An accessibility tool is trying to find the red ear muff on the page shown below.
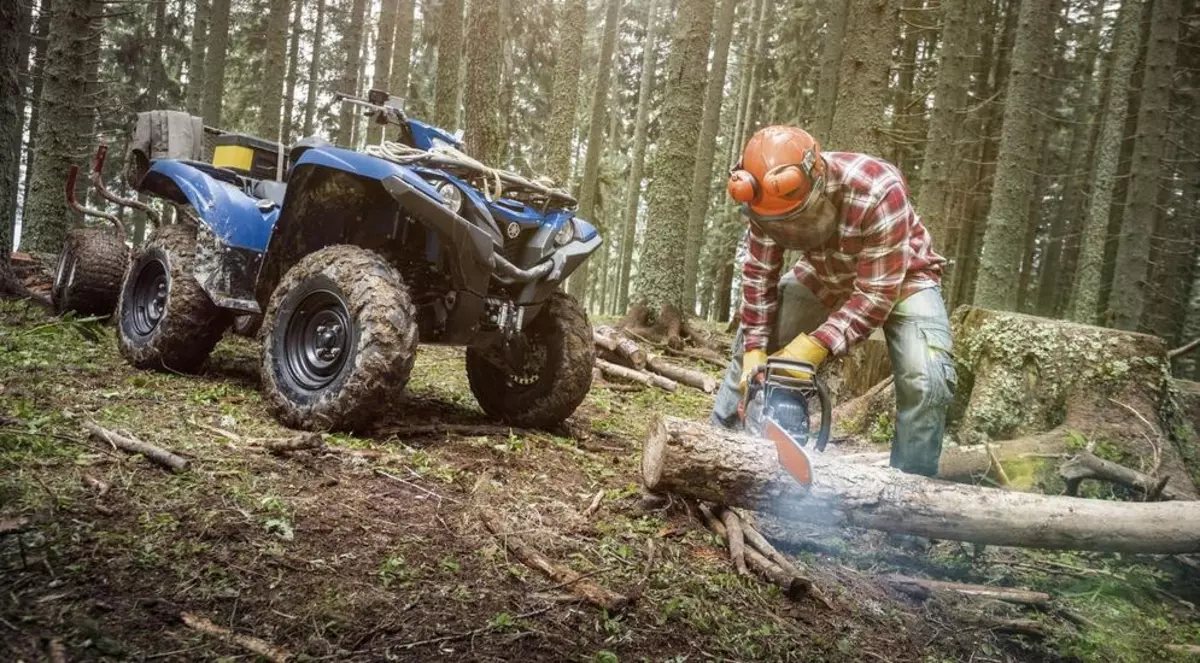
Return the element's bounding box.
[728,170,758,204]
[763,164,807,198]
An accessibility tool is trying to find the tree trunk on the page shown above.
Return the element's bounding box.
[1,0,24,254]
[389,0,415,99]
[681,0,737,311]
[301,0,325,138]
[736,0,768,150]
[1141,116,1196,345]
[915,0,972,250]
[19,0,52,227]
[185,0,209,116]
[432,0,464,132]
[812,0,849,141]
[567,0,622,301]
[631,0,717,320]
[334,0,368,146]
[727,0,761,169]
[616,0,661,314]
[544,0,586,183]
[202,0,231,127]
[825,0,900,154]
[972,0,1058,310]
[1066,0,1141,324]
[889,0,923,171]
[366,0,399,145]
[258,0,291,140]
[463,0,502,161]
[280,0,305,145]
[1107,0,1180,331]
[22,0,100,252]
[643,415,1200,553]
[147,0,168,109]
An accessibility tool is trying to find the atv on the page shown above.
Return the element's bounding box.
[114,90,601,432]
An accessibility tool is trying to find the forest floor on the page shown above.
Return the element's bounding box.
[1,299,1199,662]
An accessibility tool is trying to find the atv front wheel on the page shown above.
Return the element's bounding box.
[261,245,418,432]
[466,292,594,428]
[117,224,232,372]
[52,229,129,316]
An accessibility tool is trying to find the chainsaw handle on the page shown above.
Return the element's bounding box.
[814,374,831,452]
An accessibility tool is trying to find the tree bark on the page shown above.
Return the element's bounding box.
[681,0,737,310]
[973,0,1058,310]
[642,415,1200,553]
[202,0,231,127]
[301,0,326,138]
[632,0,717,319]
[389,0,416,99]
[1108,0,1180,331]
[812,0,849,141]
[462,0,502,161]
[825,0,900,154]
[258,0,291,140]
[280,0,305,145]
[432,0,465,132]
[567,0,622,301]
[1,0,24,254]
[334,0,368,146]
[544,0,586,183]
[1066,0,1141,324]
[616,0,661,314]
[365,0,400,145]
[185,0,209,116]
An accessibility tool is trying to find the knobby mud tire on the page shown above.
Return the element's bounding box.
[117,224,232,372]
[466,292,595,429]
[261,245,418,432]
[52,229,129,317]
[233,314,263,339]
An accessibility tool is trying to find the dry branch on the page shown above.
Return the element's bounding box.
[695,503,812,599]
[716,507,749,575]
[582,490,604,518]
[885,575,1050,606]
[1059,451,1184,500]
[180,612,292,663]
[84,422,188,472]
[479,510,630,612]
[643,415,1200,553]
[259,434,325,455]
[1169,337,1200,360]
[1165,644,1200,656]
[646,355,718,393]
[596,359,678,392]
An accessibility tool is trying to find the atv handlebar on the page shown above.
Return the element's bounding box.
[335,92,408,127]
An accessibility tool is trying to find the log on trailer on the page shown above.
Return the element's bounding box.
[641,416,1200,554]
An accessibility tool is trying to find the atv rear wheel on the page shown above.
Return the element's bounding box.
[117,224,232,372]
[261,245,418,432]
[466,292,595,428]
[52,229,129,316]
[232,314,263,338]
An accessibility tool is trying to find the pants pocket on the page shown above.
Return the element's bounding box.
[918,322,957,406]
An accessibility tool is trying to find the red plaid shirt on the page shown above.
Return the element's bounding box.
[741,152,945,356]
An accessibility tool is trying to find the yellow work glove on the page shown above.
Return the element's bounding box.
[771,333,829,379]
[738,349,769,393]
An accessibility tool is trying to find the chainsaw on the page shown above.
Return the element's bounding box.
[738,357,831,489]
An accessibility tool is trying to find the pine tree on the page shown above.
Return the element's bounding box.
[813,0,849,141]
[302,0,326,137]
[544,0,587,182]
[390,0,416,98]
[617,0,661,313]
[147,0,168,108]
[682,0,737,309]
[1,0,24,255]
[186,0,209,115]
[281,0,305,144]
[335,0,368,145]
[972,0,1058,310]
[825,0,900,153]
[202,0,231,127]
[19,0,53,215]
[432,0,465,131]
[568,0,622,300]
[463,0,502,161]
[259,0,291,139]
[631,0,717,323]
[367,0,399,145]
[1107,0,1180,330]
[23,0,101,252]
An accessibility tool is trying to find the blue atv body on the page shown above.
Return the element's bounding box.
[116,94,601,431]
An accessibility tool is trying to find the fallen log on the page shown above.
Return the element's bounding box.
[646,355,718,393]
[479,509,630,612]
[84,422,188,472]
[642,415,1200,553]
[596,359,678,392]
[181,612,292,663]
[884,575,1050,606]
[663,345,729,370]
[1059,451,1182,500]
[594,327,646,369]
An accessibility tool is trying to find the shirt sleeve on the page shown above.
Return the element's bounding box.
[740,225,784,352]
[811,183,912,355]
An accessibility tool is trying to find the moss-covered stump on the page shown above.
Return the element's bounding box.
[951,307,1196,498]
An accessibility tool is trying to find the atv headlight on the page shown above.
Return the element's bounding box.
[554,219,575,246]
[437,181,464,215]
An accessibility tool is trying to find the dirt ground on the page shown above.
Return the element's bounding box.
[2,300,1198,662]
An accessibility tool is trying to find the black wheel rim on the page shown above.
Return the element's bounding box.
[130,258,169,336]
[283,289,352,392]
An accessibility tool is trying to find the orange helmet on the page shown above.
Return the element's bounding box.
[727,126,826,218]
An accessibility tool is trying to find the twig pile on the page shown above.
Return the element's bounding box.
[592,326,720,394]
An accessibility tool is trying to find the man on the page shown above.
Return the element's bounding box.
[712,125,955,477]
